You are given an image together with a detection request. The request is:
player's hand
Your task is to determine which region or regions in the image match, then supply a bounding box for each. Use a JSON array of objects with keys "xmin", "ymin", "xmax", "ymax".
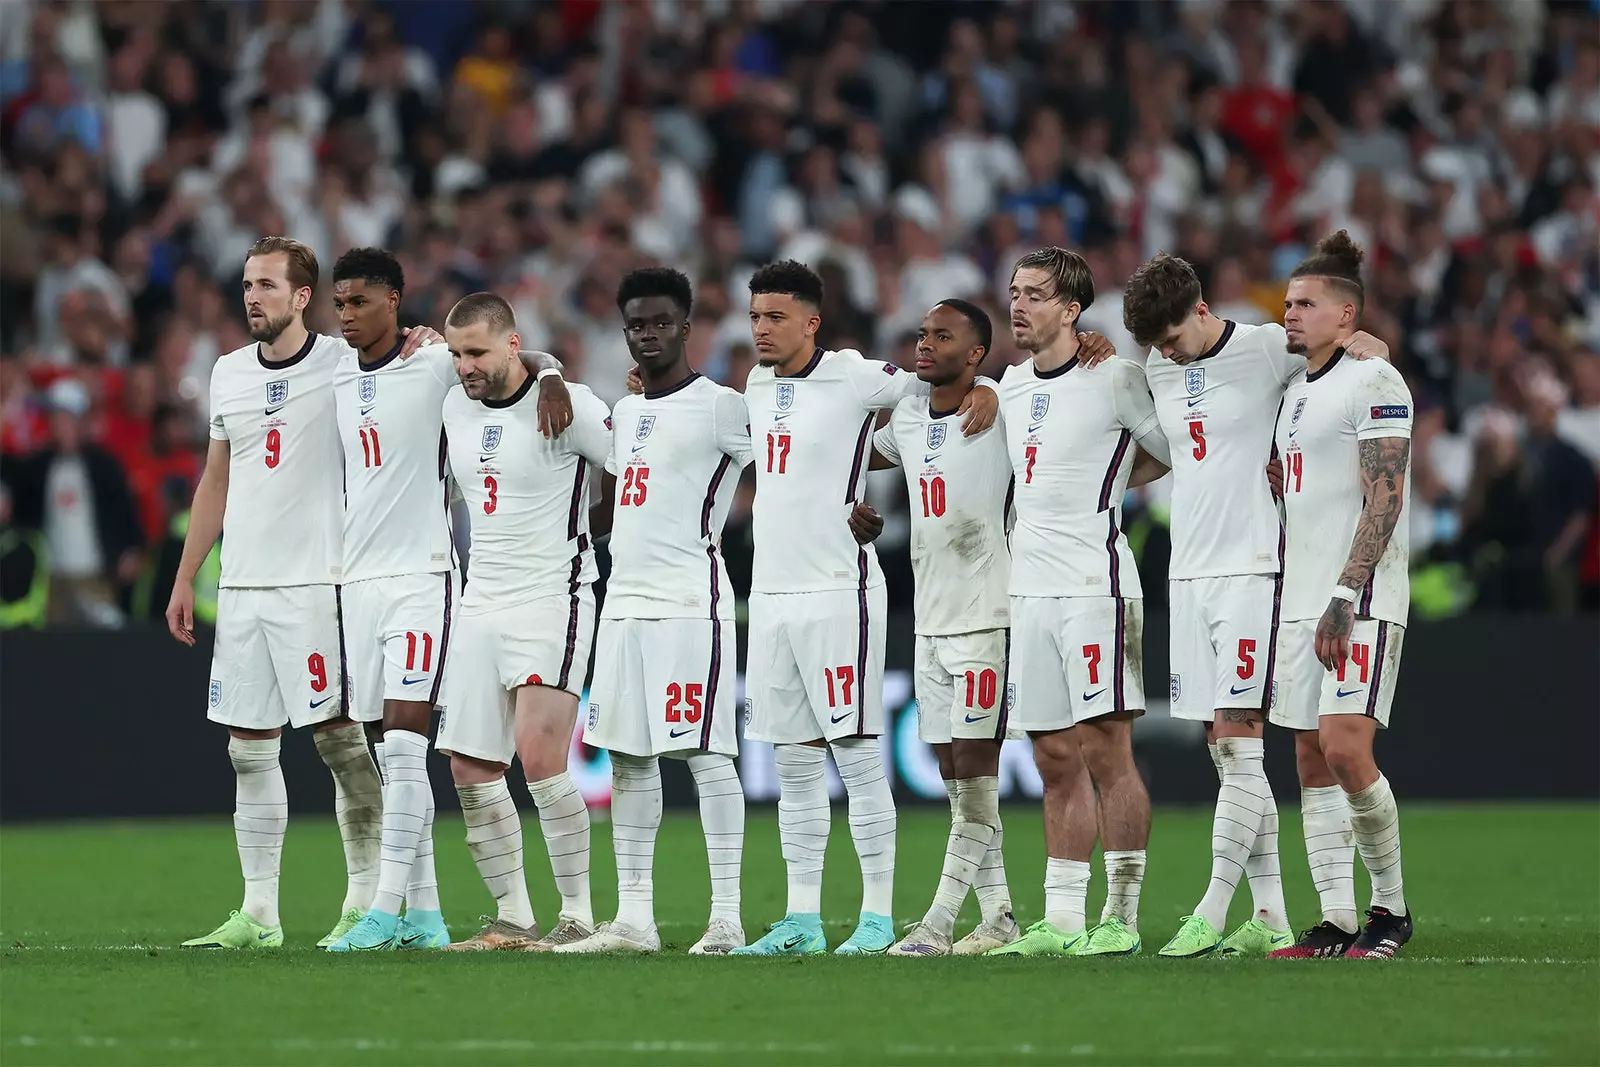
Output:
[
  {"xmin": 1266, "ymin": 457, "xmax": 1285, "ymax": 498},
  {"xmin": 1077, "ymin": 331, "xmax": 1117, "ymax": 368},
  {"xmin": 1314, "ymin": 596, "xmax": 1354, "ymax": 671},
  {"xmin": 166, "ymin": 582, "xmax": 197, "ymax": 647},
  {"xmin": 957, "ymin": 383, "xmax": 998, "ymax": 436},
  {"xmin": 848, "ymin": 502, "xmax": 884, "ymax": 544},
  {"xmin": 1343, "ymin": 331, "xmax": 1389, "ymax": 362},
  {"xmin": 398, "ymin": 325, "xmax": 444, "ymax": 358},
  {"xmin": 626, "ymin": 367, "xmax": 644, "ymax": 395},
  {"xmin": 537, "ymin": 374, "xmax": 573, "ymax": 438}
]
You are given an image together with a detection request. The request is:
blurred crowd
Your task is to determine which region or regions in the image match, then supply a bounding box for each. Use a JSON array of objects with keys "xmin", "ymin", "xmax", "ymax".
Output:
[{"xmin": 1, "ymin": 0, "xmax": 1597, "ymax": 628}]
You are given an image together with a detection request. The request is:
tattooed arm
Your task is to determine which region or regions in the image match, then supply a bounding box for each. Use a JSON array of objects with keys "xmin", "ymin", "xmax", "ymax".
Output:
[{"xmin": 1314, "ymin": 435, "xmax": 1410, "ymax": 669}]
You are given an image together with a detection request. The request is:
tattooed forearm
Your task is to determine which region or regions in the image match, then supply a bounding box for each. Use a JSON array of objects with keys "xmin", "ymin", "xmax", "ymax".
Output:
[{"xmin": 1337, "ymin": 436, "xmax": 1410, "ymax": 593}]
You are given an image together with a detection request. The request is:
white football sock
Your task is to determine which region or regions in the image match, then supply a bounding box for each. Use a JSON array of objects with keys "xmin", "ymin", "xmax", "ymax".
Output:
[
  {"xmin": 1346, "ymin": 774, "xmax": 1406, "ymax": 915},
  {"xmin": 831, "ymin": 736, "xmax": 897, "ymax": 917},
  {"xmin": 527, "ymin": 772, "xmax": 593, "ymax": 927},
  {"xmin": 406, "ymin": 770, "xmax": 441, "ymax": 914},
  {"xmin": 774, "ymin": 744, "xmax": 829, "ymax": 914},
  {"xmin": 1302, "ymin": 784, "xmax": 1358, "ymax": 932},
  {"xmin": 1209, "ymin": 741, "xmax": 1288, "ymax": 929},
  {"xmin": 1044, "ymin": 856, "xmax": 1090, "ymax": 933},
  {"xmin": 1102, "ymin": 850, "xmax": 1146, "ymax": 929},
  {"xmin": 229, "ymin": 736, "xmax": 287, "ymax": 928},
  {"xmin": 374, "ymin": 740, "xmax": 388, "ymax": 786},
  {"xmin": 314, "ymin": 723, "xmax": 383, "ymax": 914},
  {"xmin": 609, "ymin": 754, "xmax": 662, "ymax": 931},
  {"xmin": 974, "ymin": 814, "xmax": 1012, "ymax": 922},
  {"xmin": 457, "ymin": 778, "xmax": 534, "ymax": 928},
  {"xmin": 687, "ymin": 752, "xmax": 744, "ymax": 925},
  {"xmin": 926, "ymin": 777, "xmax": 999, "ymax": 936},
  {"xmin": 1196, "ymin": 736, "xmax": 1268, "ymax": 930},
  {"xmin": 371, "ymin": 730, "xmax": 429, "ymax": 917}
]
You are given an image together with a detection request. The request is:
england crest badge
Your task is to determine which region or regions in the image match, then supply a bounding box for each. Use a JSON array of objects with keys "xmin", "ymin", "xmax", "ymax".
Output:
[
  {"xmin": 1030, "ymin": 393, "xmax": 1050, "ymax": 423},
  {"xmin": 1185, "ymin": 367, "xmax": 1205, "ymax": 396},
  {"xmin": 776, "ymin": 382, "xmax": 795, "ymax": 411},
  {"xmin": 481, "ymin": 425, "xmax": 503, "ymax": 453},
  {"xmin": 635, "ymin": 415, "xmax": 655, "ymax": 441},
  {"xmin": 927, "ymin": 423, "xmax": 947, "ymax": 451},
  {"xmin": 1290, "ymin": 397, "xmax": 1307, "ymax": 427},
  {"xmin": 266, "ymin": 380, "xmax": 290, "ymax": 407},
  {"xmin": 359, "ymin": 375, "xmax": 377, "ymax": 404}
]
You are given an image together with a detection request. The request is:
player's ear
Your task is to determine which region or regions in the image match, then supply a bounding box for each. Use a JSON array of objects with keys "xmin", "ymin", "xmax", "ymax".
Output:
[
  {"xmin": 294, "ymin": 286, "xmax": 312, "ymax": 314},
  {"xmin": 507, "ymin": 331, "xmax": 522, "ymax": 357}
]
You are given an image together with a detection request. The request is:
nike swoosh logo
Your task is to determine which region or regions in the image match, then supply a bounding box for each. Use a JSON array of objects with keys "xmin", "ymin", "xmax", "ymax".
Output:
[
  {"xmin": 773, "ymin": 413, "xmax": 789, "ymax": 421},
  {"xmin": 632, "ymin": 445, "xmax": 647, "ymax": 453},
  {"xmin": 1287, "ymin": 429, "xmax": 1298, "ymax": 438},
  {"xmin": 397, "ymin": 930, "xmax": 428, "ymax": 947},
  {"xmin": 479, "ymin": 454, "xmax": 496, "ymax": 462},
  {"xmin": 924, "ymin": 455, "xmax": 940, "ymax": 463},
  {"xmin": 309, "ymin": 695, "xmax": 336, "ymax": 709},
  {"xmin": 1082, "ymin": 689, "xmax": 1105, "ymax": 702},
  {"xmin": 1028, "ymin": 423, "xmax": 1044, "ymax": 432},
  {"xmin": 963, "ymin": 713, "xmax": 989, "ymax": 723},
  {"xmin": 668, "ymin": 726, "xmax": 695, "ymax": 738},
  {"xmin": 265, "ymin": 404, "xmax": 286, "ymax": 415},
  {"xmin": 1187, "ymin": 397, "xmax": 1203, "ymax": 407},
  {"xmin": 1229, "ymin": 684, "xmax": 1256, "ymax": 696},
  {"xmin": 1335, "ymin": 686, "xmax": 1362, "ymax": 698},
  {"xmin": 258, "ymin": 931, "xmax": 274, "ymax": 941},
  {"xmin": 829, "ymin": 711, "xmax": 853, "ymax": 724},
  {"xmin": 360, "ymin": 406, "xmax": 375, "ymax": 416},
  {"xmin": 401, "ymin": 675, "xmax": 427, "ymax": 686},
  {"xmin": 781, "ymin": 933, "xmax": 807, "ymax": 949}
]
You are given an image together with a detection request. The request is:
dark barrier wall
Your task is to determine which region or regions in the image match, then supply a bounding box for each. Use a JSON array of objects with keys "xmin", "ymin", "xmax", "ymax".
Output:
[{"xmin": 3, "ymin": 614, "xmax": 1596, "ymax": 820}]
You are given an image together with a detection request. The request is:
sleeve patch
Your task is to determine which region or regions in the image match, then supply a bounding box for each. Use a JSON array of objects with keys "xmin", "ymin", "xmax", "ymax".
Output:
[
  {"xmin": 883, "ymin": 364, "xmax": 898, "ymax": 374},
  {"xmin": 1370, "ymin": 405, "xmax": 1409, "ymax": 419},
  {"xmin": 604, "ymin": 416, "xmax": 613, "ymax": 429}
]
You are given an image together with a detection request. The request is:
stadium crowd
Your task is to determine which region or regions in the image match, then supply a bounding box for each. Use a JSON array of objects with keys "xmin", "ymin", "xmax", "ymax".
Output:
[{"xmin": 0, "ymin": 0, "xmax": 1596, "ymax": 628}]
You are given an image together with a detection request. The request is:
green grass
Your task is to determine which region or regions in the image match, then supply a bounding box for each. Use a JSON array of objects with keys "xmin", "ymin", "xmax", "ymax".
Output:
[{"xmin": 3, "ymin": 804, "xmax": 1597, "ymax": 1066}]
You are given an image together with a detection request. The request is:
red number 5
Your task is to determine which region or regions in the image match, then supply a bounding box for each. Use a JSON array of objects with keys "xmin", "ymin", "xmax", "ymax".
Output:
[
  {"xmin": 1189, "ymin": 420, "xmax": 1206, "ymax": 461},
  {"xmin": 1236, "ymin": 639, "xmax": 1257, "ymax": 679}
]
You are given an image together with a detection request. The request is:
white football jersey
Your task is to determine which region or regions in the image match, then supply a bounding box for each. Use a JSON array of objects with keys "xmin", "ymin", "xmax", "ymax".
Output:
[
  {"xmin": 1276, "ymin": 350, "xmax": 1413, "ymax": 624},
  {"xmin": 604, "ymin": 374, "xmax": 754, "ymax": 621},
  {"xmin": 1146, "ymin": 321, "xmax": 1303, "ymax": 580},
  {"xmin": 1000, "ymin": 356, "xmax": 1170, "ymax": 599},
  {"xmin": 334, "ymin": 341, "xmax": 457, "ymax": 583},
  {"xmin": 745, "ymin": 348, "xmax": 930, "ymax": 594},
  {"xmin": 444, "ymin": 378, "xmax": 613, "ymax": 612},
  {"xmin": 208, "ymin": 333, "xmax": 345, "ymax": 587},
  {"xmin": 874, "ymin": 395, "xmax": 1011, "ymax": 635}
]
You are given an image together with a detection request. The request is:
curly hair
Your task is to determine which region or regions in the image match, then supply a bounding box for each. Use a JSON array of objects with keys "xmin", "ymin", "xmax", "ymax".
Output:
[
  {"xmin": 332, "ymin": 247, "xmax": 405, "ymax": 294},
  {"xmin": 1122, "ymin": 253, "xmax": 1203, "ymax": 348},
  {"xmin": 748, "ymin": 259, "xmax": 824, "ymax": 307},
  {"xmin": 616, "ymin": 266, "xmax": 693, "ymax": 317}
]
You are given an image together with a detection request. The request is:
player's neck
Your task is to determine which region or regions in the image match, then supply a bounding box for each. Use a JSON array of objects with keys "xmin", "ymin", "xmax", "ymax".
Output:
[
  {"xmin": 259, "ymin": 319, "xmax": 310, "ymax": 363},
  {"xmin": 930, "ymin": 377, "xmax": 974, "ymax": 415},
  {"xmin": 774, "ymin": 344, "xmax": 818, "ymax": 377},
  {"xmin": 1304, "ymin": 338, "xmax": 1346, "ymax": 376},
  {"xmin": 492, "ymin": 360, "xmax": 531, "ymax": 401},
  {"xmin": 359, "ymin": 326, "xmax": 403, "ymax": 366},
  {"xmin": 1031, "ymin": 329, "xmax": 1081, "ymax": 373},
  {"xmin": 640, "ymin": 361, "xmax": 695, "ymax": 395},
  {"xmin": 1198, "ymin": 314, "xmax": 1227, "ymax": 353}
]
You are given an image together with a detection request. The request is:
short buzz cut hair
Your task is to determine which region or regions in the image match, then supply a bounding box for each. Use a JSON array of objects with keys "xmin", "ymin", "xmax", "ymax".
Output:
[
  {"xmin": 446, "ymin": 291, "xmax": 516, "ymax": 334},
  {"xmin": 932, "ymin": 297, "xmax": 993, "ymax": 357},
  {"xmin": 247, "ymin": 236, "xmax": 319, "ymax": 293},
  {"xmin": 1010, "ymin": 246, "xmax": 1095, "ymax": 313},
  {"xmin": 332, "ymin": 247, "xmax": 405, "ymax": 295},
  {"xmin": 748, "ymin": 259, "xmax": 824, "ymax": 307},
  {"xmin": 1290, "ymin": 230, "xmax": 1366, "ymax": 314},
  {"xmin": 1122, "ymin": 252, "xmax": 1204, "ymax": 348},
  {"xmin": 616, "ymin": 267, "xmax": 693, "ymax": 317}
]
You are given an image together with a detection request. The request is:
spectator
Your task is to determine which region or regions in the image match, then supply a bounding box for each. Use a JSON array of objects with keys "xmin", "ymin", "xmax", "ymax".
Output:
[
  {"xmin": 3, "ymin": 379, "xmax": 142, "ymax": 627},
  {"xmin": 1523, "ymin": 371, "xmax": 1599, "ymax": 611}
]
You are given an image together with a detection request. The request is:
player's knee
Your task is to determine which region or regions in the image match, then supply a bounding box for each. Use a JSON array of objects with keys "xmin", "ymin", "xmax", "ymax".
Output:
[
  {"xmin": 1294, "ymin": 731, "xmax": 1337, "ymax": 787},
  {"xmin": 449, "ymin": 753, "xmax": 504, "ymax": 786},
  {"xmin": 950, "ymin": 739, "xmax": 999, "ymax": 780},
  {"xmin": 611, "ymin": 753, "xmax": 660, "ymax": 789},
  {"xmin": 1030, "ymin": 732, "xmax": 1083, "ymax": 789},
  {"xmin": 1076, "ymin": 724, "xmax": 1133, "ymax": 784},
  {"xmin": 382, "ymin": 700, "xmax": 433, "ymax": 737},
  {"xmin": 1318, "ymin": 734, "xmax": 1374, "ymax": 786}
]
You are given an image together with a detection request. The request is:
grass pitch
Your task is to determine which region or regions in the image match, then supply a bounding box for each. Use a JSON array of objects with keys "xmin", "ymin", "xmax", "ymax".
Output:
[{"xmin": 2, "ymin": 804, "xmax": 1596, "ymax": 1066}]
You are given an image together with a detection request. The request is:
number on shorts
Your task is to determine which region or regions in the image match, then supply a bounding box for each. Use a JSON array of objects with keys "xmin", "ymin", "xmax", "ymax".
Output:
[
  {"xmin": 405, "ymin": 631, "xmax": 434, "ymax": 672},
  {"xmin": 483, "ymin": 474, "xmax": 498, "ymax": 514},
  {"xmin": 766, "ymin": 432, "xmax": 792, "ymax": 474},
  {"xmin": 1189, "ymin": 420, "xmax": 1207, "ymax": 461},
  {"xmin": 265, "ymin": 428, "xmax": 282, "ymax": 469},
  {"xmin": 1287, "ymin": 450, "xmax": 1304, "ymax": 493},
  {"xmin": 1236, "ymin": 638, "xmax": 1257, "ymax": 679},
  {"xmin": 919, "ymin": 475, "xmax": 946, "ymax": 518},
  {"xmin": 620, "ymin": 465, "xmax": 650, "ymax": 505},
  {"xmin": 1082, "ymin": 644, "xmax": 1102, "ymax": 686},
  {"xmin": 665, "ymin": 681, "xmax": 704, "ymax": 724},
  {"xmin": 359, "ymin": 426, "xmax": 382, "ymax": 467},
  {"xmin": 1336, "ymin": 642, "xmax": 1371, "ymax": 684},
  {"xmin": 964, "ymin": 668, "xmax": 998, "ymax": 710},
  {"xmin": 824, "ymin": 665, "xmax": 855, "ymax": 708},
  {"xmin": 308, "ymin": 652, "xmax": 328, "ymax": 693},
  {"xmin": 1024, "ymin": 444, "xmax": 1038, "ymax": 484}
]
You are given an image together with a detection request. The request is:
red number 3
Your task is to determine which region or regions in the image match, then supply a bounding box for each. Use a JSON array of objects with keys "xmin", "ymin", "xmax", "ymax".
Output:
[{"xmin": 483, "ymin": 475, "xmax": 498, "ymax": 514}]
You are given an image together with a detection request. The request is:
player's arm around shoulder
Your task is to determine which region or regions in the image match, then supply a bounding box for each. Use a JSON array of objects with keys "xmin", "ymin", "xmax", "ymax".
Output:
[
  {"xmin": 712, "ymin": 384, "xmax": 755, "ymax": 468},
  {"xmin": 563, "ymin": 384, "xmax": 616, "ymax": 467},
  {"xmin": 957, "ymin": 375, "xmax": 1000, "ymax": 436},
  {"xmin": 869, "ymin": 397, "xmax": 913, "ymax": 471},
  {"xmin": 1109, "ymin": 358, "xmax": 1172, "ymax": 468}
]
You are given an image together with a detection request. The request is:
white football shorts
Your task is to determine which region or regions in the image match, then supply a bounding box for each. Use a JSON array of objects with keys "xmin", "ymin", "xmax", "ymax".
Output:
[
  {"xmin": 1270, "ymin": 617, "xmax": 1405, "ymax": 731},
  {"xmin": 342, "ymin": 571, "xmax": 458, "ymax": 723},
  {"xmin": 745, "ymin": 586, "xmax": 887, "ymax": 744},
  {"xmin": 1006, "ymin": 596, "xmax": 1145, "ymax": 732},
  {"xmin": 208, "ymin": 584, "xmax": 345, "ymax": 731},
  {"xmin": 435, "ymin": 585, "xmax": 596, "ymax": 765},
  {"xmin": 584, "ymin": 616, "xmax": 739, "ymax": 757},
  {"xmin": 914, "ymin": 629, "xmax": 1010, "ymax": 744},
  {"xmin": 1167, "ymin": 573, "xmax": 1282, "ymax": 722}
]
